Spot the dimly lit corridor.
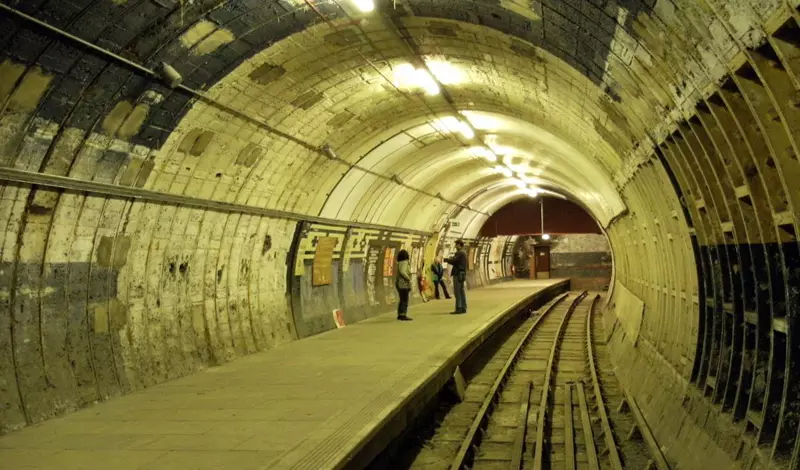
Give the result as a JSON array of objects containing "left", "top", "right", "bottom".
[{"left": 0, "top": 0, "right": 798, "bottom": 468}]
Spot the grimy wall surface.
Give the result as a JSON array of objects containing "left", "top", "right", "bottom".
[
  {"left": 0, "top": 0, "right": 799, "bottom": 468},
  {"left": 550, "top": 234, "right": 612, "bottom": 290}
]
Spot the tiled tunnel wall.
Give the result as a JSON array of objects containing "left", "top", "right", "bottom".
[
  {"left": 0, "top": 196, "right": 503, "bottom": 434},
  {"left": 0, "top": 0, "right": 799, "bottom": 468},
  {"left": 550, "top": 234, "right": 612, "bottom": 290},
  {"left": 509, "top": 234, "right": 612, "bottom": 288}
]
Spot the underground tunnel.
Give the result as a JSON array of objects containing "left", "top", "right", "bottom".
[{"left": 0, "top": 0, "right": 799, "bottom": 468}]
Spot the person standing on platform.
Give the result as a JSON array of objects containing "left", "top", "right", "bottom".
[
  {"left": 431, "top": 256, "right": 451, "bottom": 300},
  {"left": 395, "top": 249, "right": 413, "bottom": 321},
  {"left": 445, "top": 240, "right": 468, "bottom": 314}
]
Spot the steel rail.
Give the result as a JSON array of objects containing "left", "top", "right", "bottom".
[
  {"left": 565, "top": 382, "right": 576, "bottom": 469},
  {"left": 510, "top": 381, "right": 533, "bottom": 470},
  {"left": 449, "top": 292, "right": 570, "bottom": 470},
  {"left": 576, "top": 381, "right": 600, "bottom": 469},
  {"left": 532, "top": 291, "right": 588, "bottom": 470},
  {"left": 587, "top": 294, "right": 624, "bottom": 469}
]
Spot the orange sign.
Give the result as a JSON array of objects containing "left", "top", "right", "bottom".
[{"left": 383, "top": 247, "right": 396, "bottom": 277}]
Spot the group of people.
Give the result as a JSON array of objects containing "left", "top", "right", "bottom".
[{"left": 394, "top": 240, "right": 468, "bottom": 321}]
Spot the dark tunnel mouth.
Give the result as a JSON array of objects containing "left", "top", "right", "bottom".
[{"left": 477, "top": 194, "right": 619, "bottom": 293}]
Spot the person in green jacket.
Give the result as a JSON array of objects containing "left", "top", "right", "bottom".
[
  {"left": 430, "top": 256, "right": 451, "bottom": 300},
  {"left": 395, "top": 249, "right": 412, "bottom": 321}
]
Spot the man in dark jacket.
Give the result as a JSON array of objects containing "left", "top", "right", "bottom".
[{"left": 445, "top": 240, "right": 468, "bottom": 314}]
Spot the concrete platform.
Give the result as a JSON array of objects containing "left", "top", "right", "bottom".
[{"left": 0, "top": 279, "right": 567, "bottom": 470}]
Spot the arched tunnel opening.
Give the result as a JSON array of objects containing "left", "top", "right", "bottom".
[
  {"left": 479, "top": 197, "right": 613, "bottom": 290},
  {"left": 0, "top": 0, "right": 798, "bottom": 468}
]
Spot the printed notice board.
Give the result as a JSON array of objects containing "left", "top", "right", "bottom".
[
  {"left": 312, "top": 237, "right": 337, "bottom": 286},
  {"left": 383, "top": 247, "right": 396, "bottom": 277}
]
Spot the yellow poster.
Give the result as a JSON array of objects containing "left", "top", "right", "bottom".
[{"left": 312, "top": 237, "right": 337, "bottom": 286}]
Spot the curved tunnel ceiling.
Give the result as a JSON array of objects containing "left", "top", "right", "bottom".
[
  {"left": 2, "top": 0, "right": 799, "bottom": 466},
  {"left": 0, "top": 0, "right": 762, "bottom": 233},
  {"left": 160, "top": 12, "right": 635, "bottom": 232}
]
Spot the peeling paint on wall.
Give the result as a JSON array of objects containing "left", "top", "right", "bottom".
[
  {"left": 0, "top": 60, "right": 26, "bottom": 105},
  {"left": 102, "top": 102, "right": 150, "bottom": 140},
  {"left": 178, "top": 129, "right": 215, "bottom": 156},
  {"left": 96, "top": 236, "right": 132, "bottom": 269},
  {"left": 249, "top": 63, "right": 286, "bottom": 85},
  {"left": 180, "top": 20, "right": 235, "bottom": 56},
  {"left": 7, "top": 66, "right": 52, "bottom": 113}
]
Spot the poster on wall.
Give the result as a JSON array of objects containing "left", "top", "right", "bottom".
[
  {"left": 366, "top": 245, "right": 380, "bottom": 306},
  {"left": 383, "top": 247, "right": 396, "bottom": 277},
  {"left": 312, "top": 237, "right": 338, "bottom": 286},
  {"left": 468, "top": 247, "right": 476, "bottom": 270},
  {"left": 493, "top": 237, "right": 504, "bottom": 259}
]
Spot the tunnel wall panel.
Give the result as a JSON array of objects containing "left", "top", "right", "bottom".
[
  {"left": 0, "top": 193, "right": 298, "bottom": 434},
  {"left": 606, "top": 11, "right": 800, "bottom": 462},
  {"left": 550, "top": 233, "right": 612, "bottom": 290}
]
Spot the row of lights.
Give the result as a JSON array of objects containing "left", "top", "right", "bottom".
[
  {"left": 350, "top": 0, "right": 542, "bottom": 199},
  {"left": 434, "top": 117, "right": 541, "bottom": 198},
  {"left": 353, "top": 0, "right": 375, "bottom": 12}
]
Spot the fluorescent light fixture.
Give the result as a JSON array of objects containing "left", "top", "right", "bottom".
[
  {"left": 484, "top": 137, "right": 516, "bottom": 156},
  {"left": 461, "top": 111, "right": 502, "bottom": 131},
  {"left": 393, "top": 63, "right": 416, "bottom": 88},
  {"left": 510, "top": 178, "right": 526, "bottom": 189},
  {"left": 426, "top": 60, "right": 464, "bottom": 85},
  {"left": 525, "top": 188, "right": 540, "bottom": 198},
  {"left": 434, "top": 116, "right": 474, "bottom": 140},
  {"left": 469, "top": 147, "right": 497, "bottom": 162},
  {"left": 393, "top": 63, "right": 439, "bottom": 95},
  {"left": 494, "top": 166, "right": 512, "bottom": 177},
  {"left": 416, "top": 68, "right": 440, "bottom": 95},
  {"left": 541, "top": 233, "right": 551, "bottom": 240},
  {"left": 353, "top": 0, "right": 374, "bottom": 12}
]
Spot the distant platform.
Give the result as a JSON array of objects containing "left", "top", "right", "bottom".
[{"left": 0, "top": 279, "right": 568, "bottom": 470}]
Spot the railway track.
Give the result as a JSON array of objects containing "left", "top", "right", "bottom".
[{"left": 392, "top": 291, "right": 669, "bottom": 470}]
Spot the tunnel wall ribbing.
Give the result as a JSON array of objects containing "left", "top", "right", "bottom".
[{"left": 605, "top": 12, "right": 800, "bottom": 466}]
